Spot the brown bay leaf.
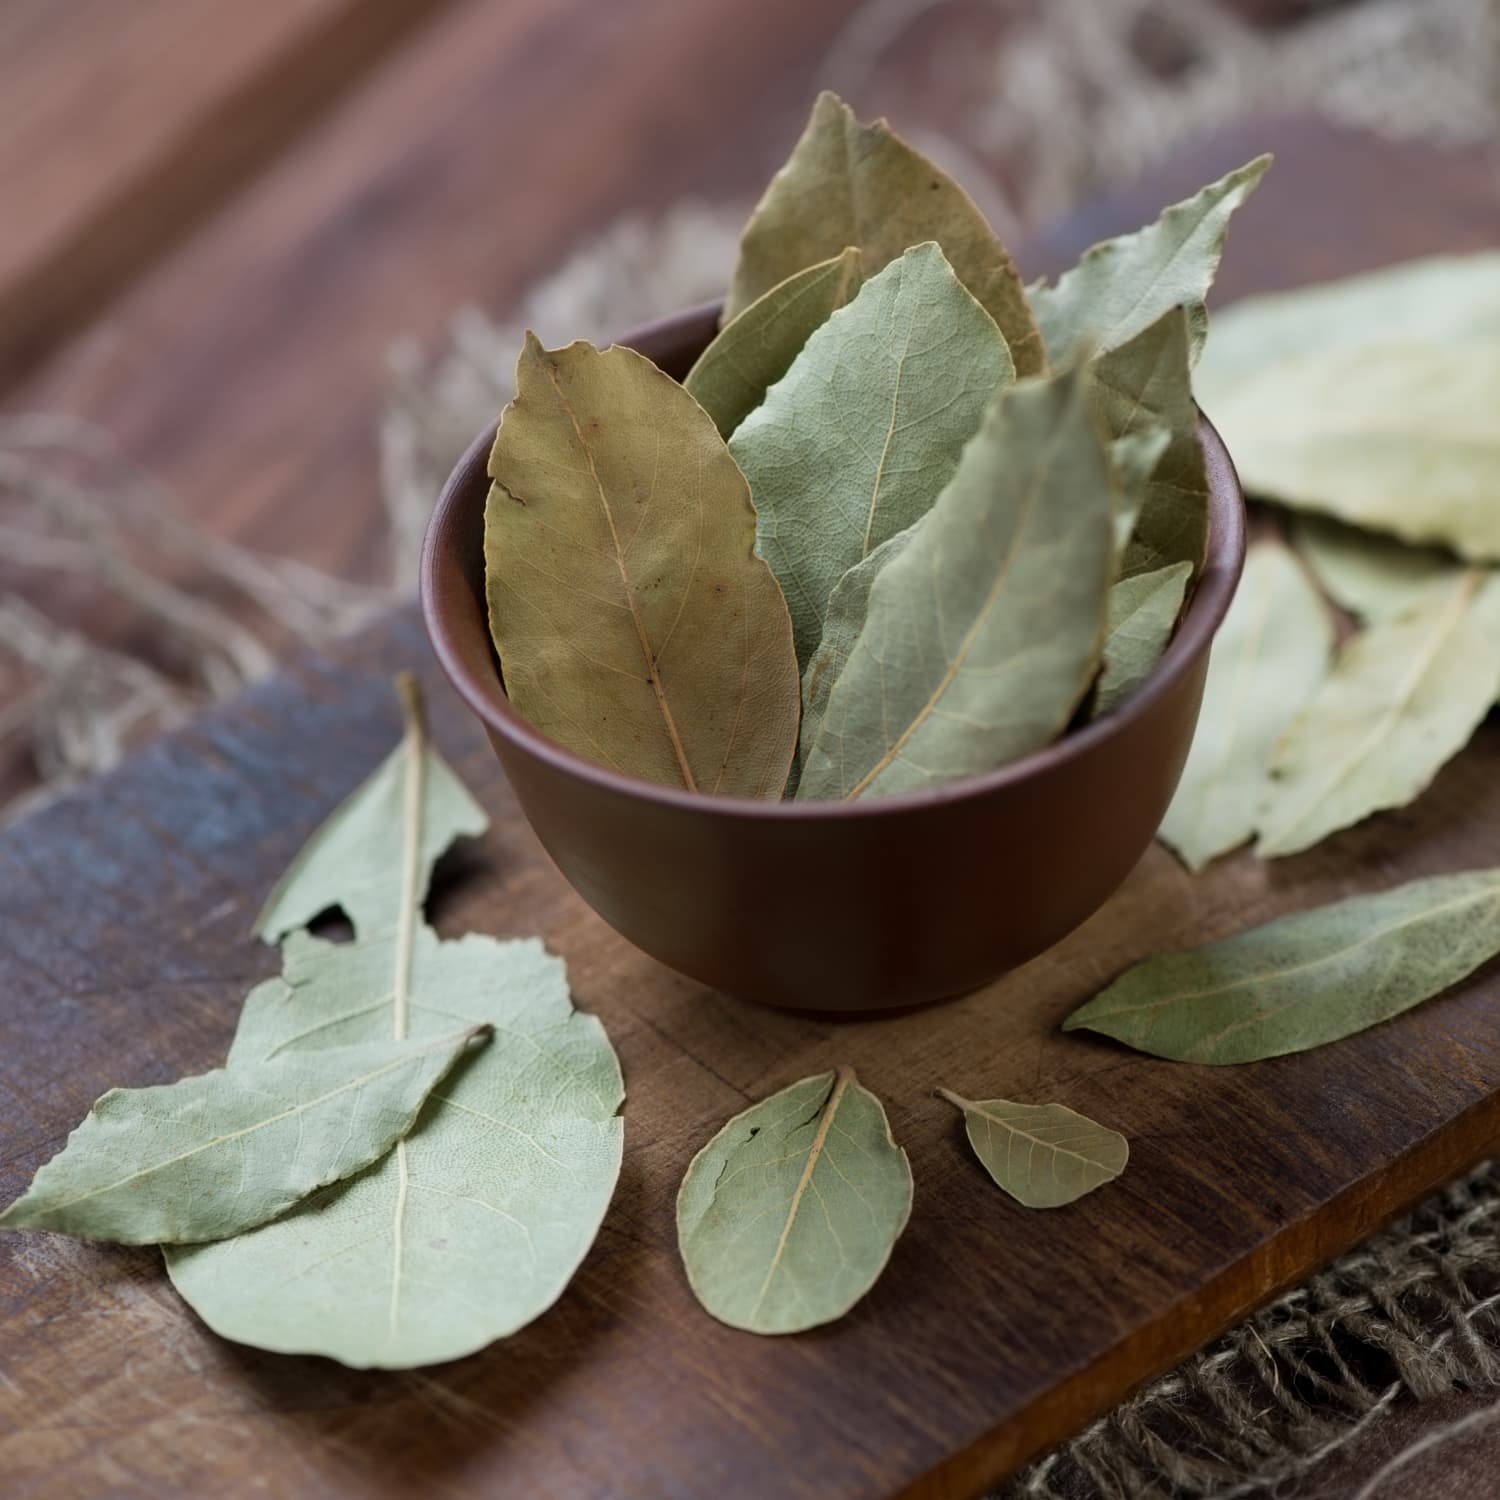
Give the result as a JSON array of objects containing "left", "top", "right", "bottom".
[
  {"left": 725, "top": 91, "right": 1042, "bottom": 374},
  {"left": 1064, "top": 868, "right": 1500, "bottom": 1063},
  {"left": 485, "top": 335, "right": 800, "bottom": 798}
]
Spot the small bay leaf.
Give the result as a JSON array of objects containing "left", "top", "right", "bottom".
[
  {"left": 731, "top": 243, "right": 1012, "bottom": 670},
  {"left": 1092, "top": 307, "right": 1209, "bottom": 579},
  {"left": 1109, "top": 426, "right": 1172, "bottom": 556},
  {"left": 0, "top": 1028, "right": 486, "bottom": 1245},
  {"left": 1157, "top": 543, "right": 1332, "bottom": 871},
  {"left": 1205, "top": 342, "right": 1500, "bottom": 561},
  {"left": 936, "top": 1090, "right": 1128, "bottom": 1208},
  {"left": 1093, "top": 560, "right": 1193, "bottom": 719},
  {"left": 1257, "top": 576, "right": 1500, "bottom": 856},
  {"left": 1063, "top": 868, "right": 1500, "bottom": 1063},
  {"left": 1031, "top": 155, "right": 1271, "bottom": 368},
  {"left": 685, "top": 249, "right": 863, "bottom": 438},
  {"left": 486, "top": 335, "right": 800, "bottom": 797},
  {"left": 797, "top": 366, "right": 1113, "bottom": 800},
  {"left": 676, "top": 1068, "right": 911, "bottom": 1335},
  {"left": 726, "top": 91, "right": 1042, "bottom": 373}
]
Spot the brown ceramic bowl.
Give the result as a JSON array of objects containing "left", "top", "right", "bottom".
[{"left": 421, "top": 304, "right": 1245, "bottom": 1014}]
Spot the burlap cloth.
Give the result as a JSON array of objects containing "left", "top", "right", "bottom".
[{"left": 5, "top": 2, "right": 1500, "bottom": 1492}]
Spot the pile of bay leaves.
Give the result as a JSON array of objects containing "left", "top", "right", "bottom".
[{"left": 483, "top": 92, "right": 1270, "bottom": 800}]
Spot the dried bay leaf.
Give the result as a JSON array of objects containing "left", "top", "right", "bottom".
[
  {"left": 1031, "top": 155, "right": 1270, "bottom": 369},
  {"left": 1257, "top": 576, "right": 1500, "bottom": 857},
  {"left": 1109, "top": 426, "right": 1172, "bottom": 557},
  {"left": 1063, "top": 868, "right": 1500, "bottom": 1063},
  {"left": 726, "top": 91, "right": 1042, "bottom": 373},
  {"left": 731, "top": 243, "right": 1013, "bottom": 670},
  {"left": 486, "top": 335, "right": 799, "bottom": 797},
  {"left": 1094, "top": 560, "right": 1193, "bottom": 719},
  {"left": 1158, "top": 544, "right": 1332, "bottom": 870},
  {"left": 1205, "top": 342, "right": 1500, "bottom": 561},
  {"left": 676, "top": 1068, "right": 911, "bottom": 1335},
  {"left": 1092, "top": 307, "right": 1208, "bottom": 579},
  {"left": 936, "top": 1090, "right": 1128, "bottom": 1208},
  {"left": 0, "top": 1028, "right": 486, "bottom": 1245},
  {"left": 1295, "top": 513, "right": 1480, "bottom": 624},
  {"left": 797, "top": 367, "right": 1113, "bottom": 800},
  {"left": 684, "top": 249, "right": 863, "bottom": 438}
]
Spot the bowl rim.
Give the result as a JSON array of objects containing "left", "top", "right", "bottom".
[{"left": 420, "top": 307, "right": 1247, "bottom": 824}]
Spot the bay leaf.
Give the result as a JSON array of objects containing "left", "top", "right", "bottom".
[
  {"left": 731, "top": 243, "right": 1013, "bottom": 670},
  {"left": 1063, "top": 867, "right": 1500, "bottom": 1063},
  {"left": 797, "top": 366, "right": 1113, "bottom": 800},
  {"left": 725, "top": 91, "right": 1042, "bottom": 373},
  {"left": 1294, "top": 513, "right": 1472, "bottom": 624},
  {"left": 0, "top": 1028, "right": 486, "bottom": 1245},
  {"left": 1093, "top": 560, "right": 1193, "bottom": 719},
  {"left": 1030, "top": 155, "right": 1271, "bottom": 369},
  {"left": 486, "top": 335, "right": 800, "bottom": 797},
  {"left": 1092, "top": 307, "right": 1209, "bottom": 579},
  {"left": 676, "top": 1068, "right": 911, "bottom": 1335},
  {"left": 1157, "top": 543, "right": 1332, "bottom": 871},
  {"left": 168, "top": 932, "right": 624, "bottom": 1368},
  {"left": 936, "top": 1090, "right": 1128, "bottom": 1208},
  {"left": 1194, "top": 252, "right": 1500, "bottom": 403},
  {"left": 1109, "top": 426, "right": 1172, "bottom": 556},
  {"left": 1257, "top": 576, "right": 1500, "bottom": 857},
  {"left": 685, "top": 249, "right": 863, "bottom": 438},
  {"left": 1204, "top": 341, "right": 1500, "bottom": 561}
]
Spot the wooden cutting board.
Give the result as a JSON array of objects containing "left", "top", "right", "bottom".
[{"left": 5, "top": 122, "right": 1500, "bottom": 1500}]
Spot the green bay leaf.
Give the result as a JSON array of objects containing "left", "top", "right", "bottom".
[
  {"left": 797, "top": 366, "right": 1113, "bottom": 800},
  {"left": 731, "top": 242, "right": 1012, "bottom": 671},
  {"left": 937, "top": 1090, "right": 1128, "bottom": 1208},
  {"left": 486, "top": 335, "right": 800, "bottom": 797},
  {"left": 1031, "top": 155, "right": 1270, "bottom": 369},
  {"left": 0, "top": 1028, "right": 485, "bottom": 1245},
  {"left": 1158, "top": 543, "right": 1332, "bottom": 871},
  {"left": 1093, "top": 560, "right": 1193, "bottom": 719},
  {"left": 726, "top": 91, "right": 1041, "bottom": 373},
  {"left": 1063, "top": 868, "right": 1500, "bottom": 1063},
  {"left": 1206, "top": 342, "right": 1500, "bottom": 561},
  {"left": 1258, "top": 576, "right": 1500, "bottom": 857},
  {"left": 685, "top": 249, "right": 863, "bottom": 438},
  {"left": 676, "top": 1068, "right": 911, "bottom": 1335}
]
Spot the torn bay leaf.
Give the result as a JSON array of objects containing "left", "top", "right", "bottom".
[
  {"left": 486, "top": 335, "right": 800, "bottom": 797},
  {"left": 1031, "top": 155, "right": 1270, "bottom": 369},
  {"left": 937, "top": 1090, "right": 1127, "bottom": 1208},
  {"left": 676, "top": 1068, "right": 911, "bottom": 1335},
  {"left": 1093, "top": 560, "right": 1193, "bottom": 719},
  {"left": 1257, "top": 576, "right": 1500, "bottom": 857},
  {"left": 1205, "top": 341, "right": 1500, "bottom": 561},
  {"left": 1092, "top": 307, "right": 1209, "bottom": 579},
  {"left": 797, "top": 366, "right": 1113, "bottom": 799},
  {"left": 0, "top": 1028, "right": 486, "bottom": 1245},
  {"left": 1294, "top": 513, "right": 1478, "bottom": 624},
  {"left": 685, "top": 249, "right": 863, "bottom": 438},
  {"left": 1063, "top": 868, "right": 1500, "bottom": 1063},
  {"left": 1157, "top": 543, "right": 1331, "bottom": 870},
  {"left": 731, "top": 243, "right": 1013, "bottom": 671},
  {"left": 726, "top": 91, "right": 1042, "bottom": 373}
]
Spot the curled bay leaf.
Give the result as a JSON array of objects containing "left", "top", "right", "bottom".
[
  {"left": 486, "top": 335, "right": 799, "bottom": 797},
  {"left": 1093, "top": 560, "right": 1193, "bottom": 720},
  {"left": 731, "top": 243, "right": 1012, "bottom": 670},
  {"left": 685, "top": 249, "right": 863, "bottom": 438},
  {"left": 1258, "top": 576, "right": 1500, "bottom": 857},
  {"left": 797, "top": 366, "right": 1113, "bottom": 800},
  {"left": 1157, "top": 543, "right": 1332, "bottom": 871},
  {"left": 1206, "top": 342, "right": 1500, "bottom": 561},
  {"left": 1031, "top": 154, "right": 1270, "bottom": 368},
  {"left": 726, "top": 91, "right": 1041, "bottom": 373},
  {"left": 0, "top": 1028, "right": 486, "bottom": 1245},
  {"left": 1092, "top": 307, "right": 1208, "bottom": 580},
  {"left": 1063, "top": 868, "right": 1500, "bottom": 1063},
  {"left": 1294, "top": 513, "right": 1479, "bottom": 624},
  {"left": 937, "top": 1090, "right": 1128, "bottom": 1208},
  {"left": 676, "top": 1068, "right": 911, "bottom": 1335}
]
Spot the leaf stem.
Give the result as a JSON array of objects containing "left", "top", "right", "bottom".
[{"left": 392, "top": 673, "right": 427, "bottom": 1043}]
